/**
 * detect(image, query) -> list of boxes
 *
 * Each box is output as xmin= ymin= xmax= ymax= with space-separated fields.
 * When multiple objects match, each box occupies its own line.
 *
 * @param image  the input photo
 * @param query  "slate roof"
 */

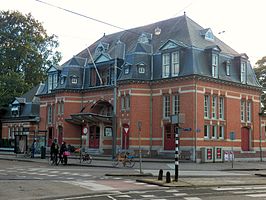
xmin=41 ymin=14 xmax=260 ymax=93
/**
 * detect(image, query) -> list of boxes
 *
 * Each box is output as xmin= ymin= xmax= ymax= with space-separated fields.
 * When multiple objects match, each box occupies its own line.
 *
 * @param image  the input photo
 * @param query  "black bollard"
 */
xmin=158 ymin=169 xmax=163 ymax=180
xmin=166 ymin=171 xmax=171 ymax=183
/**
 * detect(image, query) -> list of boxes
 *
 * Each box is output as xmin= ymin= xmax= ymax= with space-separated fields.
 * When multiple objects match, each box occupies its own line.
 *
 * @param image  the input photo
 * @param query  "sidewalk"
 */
xmin=2 ymin=152 xmax=266 ymax=188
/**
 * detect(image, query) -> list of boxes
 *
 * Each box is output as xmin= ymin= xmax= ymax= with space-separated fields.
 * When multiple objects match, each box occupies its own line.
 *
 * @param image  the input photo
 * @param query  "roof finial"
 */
xmin=184 ymin=11 xmax=186 ymax=16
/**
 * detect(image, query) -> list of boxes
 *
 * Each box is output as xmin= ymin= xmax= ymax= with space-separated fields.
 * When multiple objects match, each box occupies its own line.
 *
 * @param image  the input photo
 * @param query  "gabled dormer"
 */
xmin=47 ymin=65 xmax=60 ymax=93
xmin=10 ymin=98 xmax=25 ymax=117
xmin=136 ymin=62 xmax=146 ymax=74
xmin=160 ymin=40 xmax=184 ymax=78
xmin=95 ymin=53 xmax=112 ymax=63
xmin=95 ymin=42 xmax=109 ymax=57
xmin=200 ymin=28 xmax=215 ymax=42
xmin=235 ymin=53 xmax=249 ymax=84
xmin=138 ymin=33 xmax=152 ymax=44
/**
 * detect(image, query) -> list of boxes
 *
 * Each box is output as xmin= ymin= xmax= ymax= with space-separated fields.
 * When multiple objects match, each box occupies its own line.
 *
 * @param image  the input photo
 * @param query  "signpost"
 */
xmin=229 ymin=131 xmax=235 ymax=168
xmin=137 ymin=121 xmax=143 ymax=174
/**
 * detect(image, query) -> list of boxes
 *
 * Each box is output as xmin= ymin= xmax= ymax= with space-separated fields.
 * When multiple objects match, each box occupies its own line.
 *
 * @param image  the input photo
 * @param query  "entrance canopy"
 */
xmin=65 ymin=112 xmax=112 ymax=125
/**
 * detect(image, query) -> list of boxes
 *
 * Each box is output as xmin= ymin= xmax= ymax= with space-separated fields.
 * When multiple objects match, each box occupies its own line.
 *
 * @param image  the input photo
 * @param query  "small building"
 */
xmin=34 ymin=14 xmax=263 ymax=162
xmin=0 ymin=84 xmax=45 ymax=154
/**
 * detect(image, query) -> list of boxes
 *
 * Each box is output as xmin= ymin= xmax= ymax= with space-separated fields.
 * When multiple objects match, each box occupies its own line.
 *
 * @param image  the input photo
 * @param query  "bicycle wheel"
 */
xmin=112 ymin=157 xmax=119 ymax=167
xmin=83 ymin=155 xmax=92 ymax=164
xmin=125 ymin=158 xmax=135 ymax=168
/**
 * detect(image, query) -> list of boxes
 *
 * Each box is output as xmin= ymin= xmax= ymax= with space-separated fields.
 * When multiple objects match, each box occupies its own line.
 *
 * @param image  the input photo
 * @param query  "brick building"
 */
xmin=35 ymin=14 xmax=263 ymax=162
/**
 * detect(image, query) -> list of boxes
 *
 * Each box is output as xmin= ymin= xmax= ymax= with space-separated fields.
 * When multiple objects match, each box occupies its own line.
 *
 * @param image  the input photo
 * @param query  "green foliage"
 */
xmin=0 ymin=10 xmax=61 ymax=107
xmin=254 ymin=56 xmax=266 ymax=109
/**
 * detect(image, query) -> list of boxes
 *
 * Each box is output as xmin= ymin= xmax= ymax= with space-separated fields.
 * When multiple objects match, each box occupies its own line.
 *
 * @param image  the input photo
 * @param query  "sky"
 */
xmin=1 ymin=0 xmax=266 ymax=66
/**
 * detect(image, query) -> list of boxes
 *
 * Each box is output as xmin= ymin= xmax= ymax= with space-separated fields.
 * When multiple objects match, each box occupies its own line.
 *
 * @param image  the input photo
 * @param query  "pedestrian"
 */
xmin=31 ymin=139 xmax=37 ymax=158
xmin=50 ymin=139 xmax=59 ymax=164
xmin=60 ymin=141 xmax=68 ymax=165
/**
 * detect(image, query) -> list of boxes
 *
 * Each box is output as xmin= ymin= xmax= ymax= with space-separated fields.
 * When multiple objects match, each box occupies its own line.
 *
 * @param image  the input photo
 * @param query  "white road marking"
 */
xmin=184 ymin=197 xmax=202 ymax=200
xmin=246 ymin=193 xmax=266 ymax=197
xmin=173 ymin=193 xmax=187 ymax=196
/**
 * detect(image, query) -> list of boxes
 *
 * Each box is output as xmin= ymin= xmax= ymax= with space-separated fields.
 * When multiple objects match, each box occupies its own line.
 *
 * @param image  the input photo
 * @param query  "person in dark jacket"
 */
xmin=60 ymin=141 xmax=68 ymax=165
xmin=50 ymin=139 xmax=59 ymax=164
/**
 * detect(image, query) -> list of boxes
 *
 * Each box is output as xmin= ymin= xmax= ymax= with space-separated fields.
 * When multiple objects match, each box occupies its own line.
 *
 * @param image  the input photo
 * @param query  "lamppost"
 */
xmin=137 ymin=121 xmax=143 ymax=174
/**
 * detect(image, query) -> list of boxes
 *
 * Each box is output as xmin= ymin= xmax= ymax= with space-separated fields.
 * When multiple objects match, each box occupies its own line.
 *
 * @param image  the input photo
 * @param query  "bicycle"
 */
xmin=23 ymin=148 xmax=31 ymax=158
xmin=81 ymin=152 xmax=92 ymax=164
xmin=48 ymin=153 xmax=59 ymax=166
xmin=112 ymin=151 xmax=135 ymax=168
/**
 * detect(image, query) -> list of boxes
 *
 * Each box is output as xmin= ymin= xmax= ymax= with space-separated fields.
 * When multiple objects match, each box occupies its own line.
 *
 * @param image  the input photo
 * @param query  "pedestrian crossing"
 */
xmin=213 ymin=185 xmax=266 ymax=198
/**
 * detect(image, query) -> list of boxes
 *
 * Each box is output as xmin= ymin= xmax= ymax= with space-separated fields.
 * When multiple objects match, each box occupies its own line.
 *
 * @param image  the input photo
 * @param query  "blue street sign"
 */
xmin=183 ymin=128 xmax=192 ymax=131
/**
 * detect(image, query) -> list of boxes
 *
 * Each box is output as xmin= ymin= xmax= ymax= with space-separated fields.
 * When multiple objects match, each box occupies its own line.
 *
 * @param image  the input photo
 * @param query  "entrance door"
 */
xmin=241 ymin=127 xmax=250 ymax=151
xmin=122 ymin=124 xmax=129 ymax=150
xmin=89 ymin=125 xmax=100 ymax=148
xmin=164 ymin=124 xmax=175 ymax=150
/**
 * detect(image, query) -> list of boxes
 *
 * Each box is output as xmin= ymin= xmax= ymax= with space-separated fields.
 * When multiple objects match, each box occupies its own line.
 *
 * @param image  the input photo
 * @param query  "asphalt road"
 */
xmin=1 ymin=159 xmax=266 ymax=200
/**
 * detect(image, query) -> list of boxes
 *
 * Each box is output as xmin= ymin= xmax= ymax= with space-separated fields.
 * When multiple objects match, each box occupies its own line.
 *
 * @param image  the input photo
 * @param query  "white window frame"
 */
xmin=212 ymin=54 xmax=218 ymax=78
xmin=124 ymin=67 xmax=129 ymax=74
xmin=171 ymin=51 xmax=180 ymax=76
xmin=204 ymin=95 xmax=210 ymax=118
xmin=125 ymin=95 xmax=130 ymax=110
xmin=212 ymin=125 xmax=217 ymax=139
xmin=172 ymin=94 xmax=179 ymax=115
xmin=48 ymin=106 xmax=53 ymax=124
xmin=163 ymin=95 xmax=170 ymax=118
xmin=53 ymin=73 xmax=58 ymax=89
xmin=247 ymin=101 xmax=252 ymax=122
xmin=226 ymin=61 xmax=230 ymax=76
xmin=212 ymin=96 xmax=217 ymax=119
xmin=48 ymin=75 xmax=53 ymax=93
xmin=204 ymin=125 xmax=210 ymax=139
xmin=241 ymin=62 xmax=247 ymax=83
xmin=219 ymin=125 xmax=224 ymax=139
xmin=240 ymin=100 xmax=245 ymax=122
xmin=71 ymin=77 xmax=78 ymax=84
xmin=162 ymin=53 xmax=170 ymax=78
xmin=138 ymin=67 xmax=145 ymax=74
xmin=121 ymin=96 xmax=125 ymax=111
xmin=57 ymin=102 xmax=61 ymax=115
xmin=219 ymin=96 xmax=224 ymax=119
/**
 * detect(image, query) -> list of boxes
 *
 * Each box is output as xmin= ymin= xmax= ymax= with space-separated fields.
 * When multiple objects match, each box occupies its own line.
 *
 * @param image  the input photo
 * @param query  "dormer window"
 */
xmin=138 ymin=33 xmax=151 ymax=44
xmin=60 ymin=76 xmax=65 ymax=85
xmin=225 ymin=60 xmax=230 ymax=76
xmin=124 ymin=63 xmax=131 ymax=75
xmin=201 ymin=28 xmax=214 ymax=42
xmin=162 ymin=51 xmax=180 ymax=78
xmin=124 ymin=67 xmax=129 ymax=75
xmin=212 ymin=54 xmax=218 ymax=78
xmin=11 ymin=105 xmax=19 ymax=117
xmin=48 ymin=73 xmax=58 ymax=93
xmin=138 ymin=66 xmax=145 ymax=74
xmin=241 ymin=61 xmax=247 ymax=84
xmin=71 ymin=76 xmax=78 ymax=84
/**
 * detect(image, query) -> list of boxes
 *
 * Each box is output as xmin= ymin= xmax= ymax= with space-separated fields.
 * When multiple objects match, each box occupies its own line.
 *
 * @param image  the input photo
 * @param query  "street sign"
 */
xmin=82 ymin=127 xmax=88 ymax=135
xmin=123 ymin=127 xmax=129 ymax=136
xmin=183 ymin=128 xmax=192 ymax=131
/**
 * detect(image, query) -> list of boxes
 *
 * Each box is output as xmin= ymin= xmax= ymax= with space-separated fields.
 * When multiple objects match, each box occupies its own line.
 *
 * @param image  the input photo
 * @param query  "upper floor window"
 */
xmin=204 ymin=124 xmax=210 ymax=139
xmin=219 ymin=125 xmax=224 ymax=139
xmin=162 ymin=51 xmax=180 ymax=78
xmin=163 ymin=95 xmax=170 ymax=118
xmin=48 ymin=105 xmax=53 ymax=124
xmin=225 ymin=61 xmax=230 ymax=76
xmin=212 ymin=96 xmax=217 ymax=119
xmin=124 ymin=66 xmax=129 ymax=75
xmin=219 ymin=96 xmax=224 ymax=119
xmin=71 ymin=77 xmax=78 ymax=84
xmin=212 ymin=54 xmax=218 ymax=78
xmin=204 ymin=95 xmax=210 ymax=118
xmin=212 ymin=125 xmax=217 ymax=139
xmin=247 ymin=101 xmax=252 ymax=122
xmin=162 ymin=53 xmax=170 ymax=78
xmin=138 ymin=66 xmax=145 ymax=74
xmin=241 ymin=61 xmax=247 ymax=83
xmin=48 ymin=73 xmax=58 ymax=93
xmin=121 ymin=95 xmax=130 ymax=111
xmin=57 ymin=101 xmax=64 ymax=115
xmin=172 ymin=51 xmax=180 ymax=76
xmin=172 ymin=94 xmax=180 ymax=115
xmin=240 ymin=100 xmax=245 ymax=122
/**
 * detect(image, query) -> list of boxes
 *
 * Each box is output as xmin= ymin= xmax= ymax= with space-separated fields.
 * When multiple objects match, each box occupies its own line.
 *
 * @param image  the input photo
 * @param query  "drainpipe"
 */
xmin=194 ymin=78 xmax=198 ymax=162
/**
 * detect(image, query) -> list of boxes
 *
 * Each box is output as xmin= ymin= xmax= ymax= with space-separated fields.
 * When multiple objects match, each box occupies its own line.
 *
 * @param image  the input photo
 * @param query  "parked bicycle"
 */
xmin=74 ymin=148 xmax=92 ymax=164
xmin=112 ymin=151 xmax=135 ymax=168
xmin=23 ymin=148 xmax=31 ymax=158
xmin=48 ymin=153 xmax=59 ymax=166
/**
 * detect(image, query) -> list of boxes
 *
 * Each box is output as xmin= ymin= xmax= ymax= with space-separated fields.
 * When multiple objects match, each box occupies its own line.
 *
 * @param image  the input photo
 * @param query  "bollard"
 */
xmin=158 ymin=169 xmax=163 ymax=180
xmin=166 ymin=171 xmax=171 ymax=183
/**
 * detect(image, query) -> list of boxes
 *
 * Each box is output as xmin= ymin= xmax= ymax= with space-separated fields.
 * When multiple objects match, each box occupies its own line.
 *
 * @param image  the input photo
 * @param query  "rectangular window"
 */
xmin=241 ymin=62 xmax=247 ymax=83
xmin=212 ymin=54 xmax=218 ymax=78
xmin=53 ymin=74 xmax=58 ymax=89
xmin=212 ymin=96 xmax=217 ymax=119
xmin=226 ymin=61 xmax=230 ymax=76
xmin=57 ymin=102 xmax=61 ymax=115
xmin=219 ymin=125 xmax=224 ymax=139
xmin=204 ymin=95 xmax=210 ymax=118
xmin=171 ymin=51 xmax=180 ymax=76
xmin=48 ymin=106 xmax=52 ymax=124
xmin=219 ymin=96 xmax=224 ymax=119
xmin=172 ymin=94 xmax=179 ymax=115
xmin=240 ymin=100 xmax=245 ymax=122
xmin=125 ymin=95 xmax=130 ymax=110
xmin=204 ymin=125 xmax=210 ymax=139
xmin=163 ymin=95 xmax=170 ymax=118
xmin=212 ymin=125 xmax=217 ymax=139
xmin=162 ymin=53 xmax=170 ymax=78
xmin=121 ymin=96 xmax=125 ymax=111
xmin=48 ymin=75 xmax=53 ymax=93
xmin=247 ymin=101 xmax=251 ymax=122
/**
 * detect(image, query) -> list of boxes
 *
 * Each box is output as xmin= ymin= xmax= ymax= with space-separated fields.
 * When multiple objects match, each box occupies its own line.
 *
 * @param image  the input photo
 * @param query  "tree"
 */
xmin=0 ymin=10 xmax=61 ymax=108
xmin=254 ymin=56 xmax=266 ymax=110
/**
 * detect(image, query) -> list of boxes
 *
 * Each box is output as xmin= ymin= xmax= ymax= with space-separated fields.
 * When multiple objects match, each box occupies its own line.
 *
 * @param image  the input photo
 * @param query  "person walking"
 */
xmin=50 ymin=139 xmax=59 ymax=164
xmin=60 ymin=141 xmax=68 ymax=165
xmin=31 ymin=139 xmax=37 ymax=158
